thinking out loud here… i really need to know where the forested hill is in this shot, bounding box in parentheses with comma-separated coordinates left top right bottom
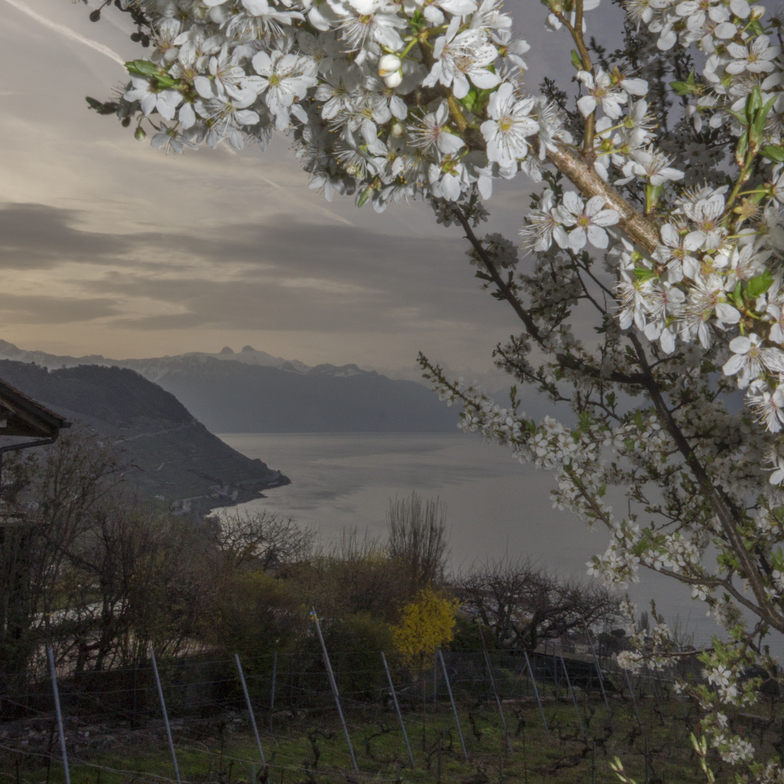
(0, 360, 287, 514)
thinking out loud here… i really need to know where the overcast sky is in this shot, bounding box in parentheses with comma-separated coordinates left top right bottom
(0, 0, 620, 376)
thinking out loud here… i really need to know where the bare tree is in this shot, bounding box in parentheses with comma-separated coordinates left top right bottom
(386, 492, 450, 588)
(203, 510, 315, 572)
(291, 529, 411, 622)
(0, 429, 124, 682)
(1, 430, 219, 679)
(457, 556, 621, 651)
(54, 506, 215, 672)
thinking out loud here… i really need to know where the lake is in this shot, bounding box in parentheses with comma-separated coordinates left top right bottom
(220, 431, 716, 646)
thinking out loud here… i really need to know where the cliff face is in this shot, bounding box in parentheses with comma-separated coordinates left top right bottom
(0, 360, 288, 515)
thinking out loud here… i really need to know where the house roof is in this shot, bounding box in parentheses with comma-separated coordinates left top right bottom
(0, 377, 70, 439)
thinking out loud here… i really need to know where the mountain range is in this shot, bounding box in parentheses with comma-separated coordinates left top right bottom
(0, 342, 459, 433)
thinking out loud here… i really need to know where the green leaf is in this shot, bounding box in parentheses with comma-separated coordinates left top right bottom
(745, 85, 762, 125)
(571, 49, 582, 70)
(725, 108, 748, 127)
(155, 75, 179, 88)
(762, 145, 784, 163)
(633, 266, 656, 282)
(753, 95, 778, 138)
(670, 80, 689, 96)
(745, 269, 774, 300)
(669, 70, 697, 96)
(357, 187, 372, 208)
(459, 87, 478, 112)
(731, 280, 743, 308)
(409, 8, 426, 30)
(735, 130, 748, 163)
(125, 59, 159, 77)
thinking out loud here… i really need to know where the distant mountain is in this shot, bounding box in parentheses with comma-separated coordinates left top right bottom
(0, 342, 459, 433)
(0, 359, 288, 515)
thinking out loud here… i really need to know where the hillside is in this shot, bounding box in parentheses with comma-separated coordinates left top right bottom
(0, 342, 460, 432)
(0, 360, 288, 514)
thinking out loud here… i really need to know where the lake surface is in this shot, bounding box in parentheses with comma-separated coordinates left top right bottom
(220, 432, 717, 645)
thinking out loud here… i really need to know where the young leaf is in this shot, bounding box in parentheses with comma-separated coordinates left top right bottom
(762, 145, 784, 163)
(125, 59, 159, 77)
(745, 269, 774, 300)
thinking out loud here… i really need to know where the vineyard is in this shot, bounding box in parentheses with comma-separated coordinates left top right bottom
(2, 644, 776, 784)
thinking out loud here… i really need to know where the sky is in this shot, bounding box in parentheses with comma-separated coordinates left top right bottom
(0, 1, 732, 643)
(0, 0, 618, 377)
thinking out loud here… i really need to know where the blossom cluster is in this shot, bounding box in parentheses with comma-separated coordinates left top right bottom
(97, 0, 784, 772)
(109, 0, 784, 470)
(113, 0, 554, 206)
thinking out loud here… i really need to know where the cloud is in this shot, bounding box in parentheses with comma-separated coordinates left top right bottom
(64, 213, 511, 333)
(2, 0, 125, 65)
(0, 203, 133, 268)
(0, 293, 121, 323)
(0, 198, 518, 344)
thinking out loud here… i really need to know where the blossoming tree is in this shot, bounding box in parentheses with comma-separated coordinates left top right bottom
(82, 0, 784, 775)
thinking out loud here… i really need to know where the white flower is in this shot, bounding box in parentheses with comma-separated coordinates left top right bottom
(628, 147, 684, 185)
(124, 76, 183, 121)
(520, 189, 559, 251)
(577, 68, 627, 119)
(244, 49, 317, 127)
(768, 449, 784, 484)
(410, 102, 465, 156)
(723, 333, 784, 387)
(480, 82, 539, 168)
(423, 18, 501, 99)
(656, 222, 702, 278)
(555, 192, 620, 250)
(378, 53, 401, 77)
(335, 0, 407, 54)
(748, 382, 784, 432)
(726, 35, 780, 74)
(681, 188, 727, 250)
(150, 121, 199, 153)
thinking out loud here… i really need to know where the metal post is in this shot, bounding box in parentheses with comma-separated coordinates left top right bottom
(523, 651, 549, 740)
(433, 646, 438, 705)
(586, 630, 613, 728)
(559, 653, 585, 739)
(132, 665, 138, 730)
(478, 625, 512, 753)
(235, 654, 265, 764)
(150, 647, 182, 784)
(624, 670, 642, 727)
(381, 652, 415, 768)
(648, 666, 666, 725)
(270, 651, 277, 732)
(310, 609, 359, 773)
(437, 649, 468, 760)
(47, 645, 71, 784)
